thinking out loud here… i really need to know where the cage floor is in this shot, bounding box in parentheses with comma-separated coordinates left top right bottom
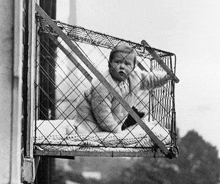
(34, 144, 171, 158)
(34, 120, 171, 158)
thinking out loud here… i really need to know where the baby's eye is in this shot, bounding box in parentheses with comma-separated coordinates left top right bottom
(113, 60, 120, 64)
(125, 62, 131, 66)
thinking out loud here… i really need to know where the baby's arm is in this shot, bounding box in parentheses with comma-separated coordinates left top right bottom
(91, 84, 121, 133)
(139, 70, 170, 90)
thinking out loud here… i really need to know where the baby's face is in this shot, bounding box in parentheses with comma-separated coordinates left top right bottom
(109, 52, 135, 82)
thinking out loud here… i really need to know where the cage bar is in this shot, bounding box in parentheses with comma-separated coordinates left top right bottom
(33, 4, 178, 159)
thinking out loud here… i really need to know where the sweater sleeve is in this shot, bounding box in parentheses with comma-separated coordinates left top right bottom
(91, 83, 121, 133)
(139, 70, 170, 90)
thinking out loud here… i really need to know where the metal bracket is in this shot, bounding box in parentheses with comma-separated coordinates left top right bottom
(166, 146, 179, 159)
(22, 157, 40, 183)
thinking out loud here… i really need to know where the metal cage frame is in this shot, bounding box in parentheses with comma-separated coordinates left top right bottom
(31, 4, 179, 159)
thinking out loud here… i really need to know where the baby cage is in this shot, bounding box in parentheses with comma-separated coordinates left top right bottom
(33, 4, 179, 159)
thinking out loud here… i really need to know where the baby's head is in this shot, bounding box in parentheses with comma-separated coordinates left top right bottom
(109, 43, 137, 82)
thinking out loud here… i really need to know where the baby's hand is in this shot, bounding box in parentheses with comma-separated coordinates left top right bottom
(165, 73, 180, 83)
(165, 74, 172, 80)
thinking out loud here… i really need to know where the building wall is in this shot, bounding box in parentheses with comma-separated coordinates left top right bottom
(0, 0, 14, 182)
(0, 0, 23, 183)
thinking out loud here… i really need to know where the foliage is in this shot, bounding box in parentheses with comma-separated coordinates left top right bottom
(55, 130, 220, 184)
(52, 169, 86, 184)
(106, 130, 220, 184)
(51, 169, 67, 184)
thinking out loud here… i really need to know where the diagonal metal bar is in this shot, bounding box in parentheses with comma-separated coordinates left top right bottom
(36, 4, 170, 156)
(47, 33, 93, 82)
(141, 40, 179, 83)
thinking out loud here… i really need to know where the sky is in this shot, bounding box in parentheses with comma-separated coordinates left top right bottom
(57, 0, 220, 154)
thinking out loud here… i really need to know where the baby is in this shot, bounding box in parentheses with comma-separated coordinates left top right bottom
(72, 43, 171, 134)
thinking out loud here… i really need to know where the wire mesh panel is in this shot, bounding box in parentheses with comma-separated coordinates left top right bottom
(34, 5, 178, 158)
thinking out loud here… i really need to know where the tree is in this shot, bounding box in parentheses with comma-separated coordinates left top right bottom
(170, 130, 220, 184)
(107, 130, 220, 184)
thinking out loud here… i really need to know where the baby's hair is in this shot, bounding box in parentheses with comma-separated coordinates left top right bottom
(109, 43, 137, 68)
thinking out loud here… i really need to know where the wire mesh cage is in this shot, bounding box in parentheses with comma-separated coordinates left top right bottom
(33, 5, 178, 158)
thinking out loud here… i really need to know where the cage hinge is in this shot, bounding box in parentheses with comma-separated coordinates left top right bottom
(166, 146, 179, 159)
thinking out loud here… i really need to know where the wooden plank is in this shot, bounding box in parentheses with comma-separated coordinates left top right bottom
(36, 4, 170, 156)
(26, 0, 36, 158)
(34, 148, 166, 158)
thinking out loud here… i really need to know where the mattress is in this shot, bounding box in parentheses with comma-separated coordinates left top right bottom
(34, 120, 171, 157)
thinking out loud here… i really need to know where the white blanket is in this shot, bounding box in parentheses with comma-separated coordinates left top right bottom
(35, 120, 170, 148)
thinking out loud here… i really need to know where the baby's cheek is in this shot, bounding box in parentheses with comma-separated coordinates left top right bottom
(125, 67, 133, 74)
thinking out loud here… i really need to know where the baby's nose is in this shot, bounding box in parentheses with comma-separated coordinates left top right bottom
(119, 63, 125, 68)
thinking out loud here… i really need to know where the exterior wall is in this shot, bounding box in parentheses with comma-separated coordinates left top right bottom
(0, 0, 23, 183)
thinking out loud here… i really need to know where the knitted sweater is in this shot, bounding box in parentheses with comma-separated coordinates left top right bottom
(75, 69, 168, 133)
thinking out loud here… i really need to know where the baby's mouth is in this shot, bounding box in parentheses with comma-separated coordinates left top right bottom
(118, 71, 126, 77)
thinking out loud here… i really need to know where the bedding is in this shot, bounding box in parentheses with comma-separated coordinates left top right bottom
(34, 120, 171, 157)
